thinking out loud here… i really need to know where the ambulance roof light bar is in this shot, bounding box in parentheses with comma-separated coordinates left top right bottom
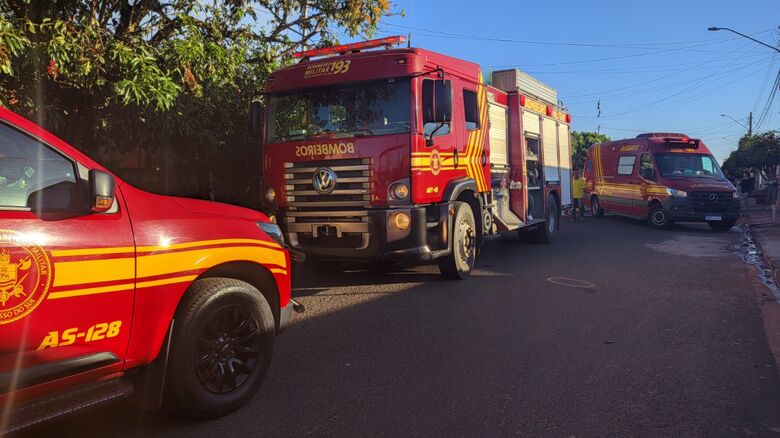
(637, 133, 699, 148)
(293, 36, 407, 60)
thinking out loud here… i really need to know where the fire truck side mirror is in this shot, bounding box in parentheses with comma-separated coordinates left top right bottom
(89, 169, 116, 213)
(249, 101, 263, 138)
(434, 80, 453, 123)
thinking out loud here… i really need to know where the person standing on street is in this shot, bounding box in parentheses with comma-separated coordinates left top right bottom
(571, 168, 585, 222)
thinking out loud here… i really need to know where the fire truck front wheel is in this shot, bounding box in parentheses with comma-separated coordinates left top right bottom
(438, 201, 476, 279)
(165, 278, 275, 418)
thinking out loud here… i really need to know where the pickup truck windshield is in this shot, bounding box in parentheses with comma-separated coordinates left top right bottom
(655, 153, 725, 178)
(266, 79, 410, 143)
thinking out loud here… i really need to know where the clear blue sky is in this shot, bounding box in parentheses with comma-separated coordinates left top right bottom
(341, 0, 779, 163)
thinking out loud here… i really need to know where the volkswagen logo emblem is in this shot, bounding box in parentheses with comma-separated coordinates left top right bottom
(313, 167, 337, 194)
(709, 193, 718, 202)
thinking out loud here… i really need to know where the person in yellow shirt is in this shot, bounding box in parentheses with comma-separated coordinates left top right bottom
(571, 169, 585, 221)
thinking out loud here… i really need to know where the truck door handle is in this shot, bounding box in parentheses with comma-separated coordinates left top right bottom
(453, 149, 459, 167)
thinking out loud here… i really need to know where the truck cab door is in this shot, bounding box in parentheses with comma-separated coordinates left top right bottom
(413, 78, 457, 203)
(638, 152, 659, 215)
(0, 121, 134, 394)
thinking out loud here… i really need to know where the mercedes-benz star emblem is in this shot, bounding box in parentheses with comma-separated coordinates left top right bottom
(709, 193, 718, 202)
(313, 167, 337, 195)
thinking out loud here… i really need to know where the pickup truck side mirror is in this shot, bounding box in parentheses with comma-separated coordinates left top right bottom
(89, 169, 116, 213)
(249, 101, 263, 138)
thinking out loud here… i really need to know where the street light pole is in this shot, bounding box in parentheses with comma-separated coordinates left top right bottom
(720, 113, 753, 136)
(708, 26, 780, 54)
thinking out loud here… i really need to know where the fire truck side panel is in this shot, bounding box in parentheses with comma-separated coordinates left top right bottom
(559, 123, 573, 206)
(118, 184, 290, 369)
(542, 117, 560, 183)
(507, 94, 528, 224)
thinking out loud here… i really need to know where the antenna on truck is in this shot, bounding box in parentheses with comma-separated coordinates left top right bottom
(408, 0, 413, 48)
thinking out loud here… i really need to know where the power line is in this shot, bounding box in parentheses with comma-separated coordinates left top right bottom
(383, 22, 774, 50)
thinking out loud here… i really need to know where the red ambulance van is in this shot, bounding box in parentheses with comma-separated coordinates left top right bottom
(583, 133, 740, 230)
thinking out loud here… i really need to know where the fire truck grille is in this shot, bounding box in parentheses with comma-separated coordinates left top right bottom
(284, 158, 371, 208)
(688, 191, 732, 213)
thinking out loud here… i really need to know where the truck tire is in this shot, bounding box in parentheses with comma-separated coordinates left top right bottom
(707, 219, 737, 231)
(438, 201, 476, 279)
(590, 195, 605, 217)
(165, 278, 275, 418)
(648, 204, 671, 229)
(534, 195, 558, 244)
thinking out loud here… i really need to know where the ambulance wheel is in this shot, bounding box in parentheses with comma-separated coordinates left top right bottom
(535, 195, 558, 244)
(707, 219, 737, 231)
(591, 195, 605, 217)
(438, 201, 476, 279)
(166, 278, 275, 418)
(648, 204, 671, 229)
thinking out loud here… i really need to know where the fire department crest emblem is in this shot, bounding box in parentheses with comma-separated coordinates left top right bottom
(0, 230, 52, 325)
(430, 150, 441, 176)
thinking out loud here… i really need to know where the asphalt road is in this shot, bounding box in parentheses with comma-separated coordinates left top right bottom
(26, 214, 780, 437)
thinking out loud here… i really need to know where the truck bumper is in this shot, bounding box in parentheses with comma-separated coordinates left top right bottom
(282, 205, 451, 263)
(662, 196, 741, 223)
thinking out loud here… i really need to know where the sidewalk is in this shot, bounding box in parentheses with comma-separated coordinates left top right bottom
(743, 203, 780, 285)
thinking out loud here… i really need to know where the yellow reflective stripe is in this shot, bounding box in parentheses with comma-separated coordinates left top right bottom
(270, 268, 288, 275)
(137, 246, 286, 278)
(47, 275, 199, 300)
(53, 258, 135, 287)
(48, 282, 134, 300)
(51, 246, 135, 257)
(49, 239, 282, 258)
(137, 238, 281, 253)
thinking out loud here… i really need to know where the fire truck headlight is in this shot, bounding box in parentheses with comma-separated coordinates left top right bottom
(265, 187, 276, 202)
(390, 182, 409, 200)
(389, 212, 411, 231)
(258, 222, 285, 246)
(666, 188, 688, 198)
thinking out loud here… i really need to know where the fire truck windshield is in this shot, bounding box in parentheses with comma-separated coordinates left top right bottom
(655, 153, 725, 178)
(266, 78, 410, 143)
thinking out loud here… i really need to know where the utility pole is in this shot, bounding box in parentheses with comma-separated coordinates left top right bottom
(748, 111, 752, 136)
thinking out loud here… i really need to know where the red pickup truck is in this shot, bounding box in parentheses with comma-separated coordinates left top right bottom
(0, 107, 301, 432)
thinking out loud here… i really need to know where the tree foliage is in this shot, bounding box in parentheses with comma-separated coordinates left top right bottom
(570, 131, 610, 170)
(0, 0, 392, 208)
(721, 131, 780, 179)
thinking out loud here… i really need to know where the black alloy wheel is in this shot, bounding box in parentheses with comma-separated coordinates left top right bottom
(195, 304, 261, 394)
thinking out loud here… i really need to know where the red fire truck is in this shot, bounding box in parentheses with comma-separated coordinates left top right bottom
(0, 107, 301, 432)
(255, 36, 573, 278)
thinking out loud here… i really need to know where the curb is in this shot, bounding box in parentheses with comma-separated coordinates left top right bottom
(749, 224, 780, 287)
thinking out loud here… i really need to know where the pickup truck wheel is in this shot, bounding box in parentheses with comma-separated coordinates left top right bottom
(438, 201, 476, 279)
(165, 278, 275, 418)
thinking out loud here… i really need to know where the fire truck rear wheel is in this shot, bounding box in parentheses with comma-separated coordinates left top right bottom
(165, 278, 275, 418)
(438, 201, 476, 279)
(535, 195, 558, 244)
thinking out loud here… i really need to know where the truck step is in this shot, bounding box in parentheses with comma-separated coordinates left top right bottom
(4, 378, 134, 434)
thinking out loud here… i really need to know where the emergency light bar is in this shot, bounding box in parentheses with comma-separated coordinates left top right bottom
(638, 133, 699, 148)
(293, 36, 407, 60)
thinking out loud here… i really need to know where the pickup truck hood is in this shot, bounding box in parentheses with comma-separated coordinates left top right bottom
(173, 197, 268, 222)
